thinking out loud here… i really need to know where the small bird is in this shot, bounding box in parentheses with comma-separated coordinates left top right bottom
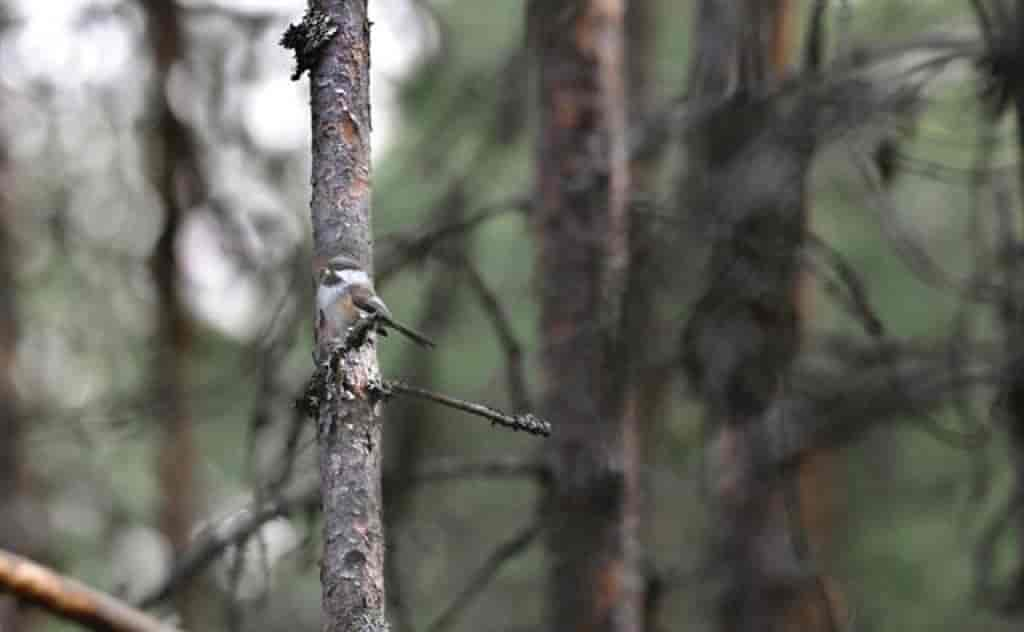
(315, 255, 434, 356)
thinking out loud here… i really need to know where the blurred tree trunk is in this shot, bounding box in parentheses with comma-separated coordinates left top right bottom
(621, 1, 673, 629)
(305, 1, 387, 631)
(1001, 12, 1024, 609)
(141, 0, 204, 626)
(680, 2, 843, 631)
(529, 2, 641, 631)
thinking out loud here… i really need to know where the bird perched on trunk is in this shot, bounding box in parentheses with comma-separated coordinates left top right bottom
(315, 254, 434, 360)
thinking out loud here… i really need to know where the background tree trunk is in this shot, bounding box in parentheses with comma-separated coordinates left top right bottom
(680, 2, 842, 631)
(306, 2, 386, 631)
(998, 2, 1024, 608)
(622, 1, 673, 629)
(529, 2, 641, 631)
(142, 0, 203, 625)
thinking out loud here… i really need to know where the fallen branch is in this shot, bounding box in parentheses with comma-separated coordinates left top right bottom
(0, 549, 180, 632)
(382, 380, 551, 437)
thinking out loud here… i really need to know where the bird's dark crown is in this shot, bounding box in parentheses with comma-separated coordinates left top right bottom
(327, 256, 361, 270)
(320, 257, 363, 285)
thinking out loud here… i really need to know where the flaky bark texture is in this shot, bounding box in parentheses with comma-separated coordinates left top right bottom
(529, 2, 641, 631)
(309, 1, 373, 270)
(142, 0, 203, 625)
(680, 2, 842, 631)
(307, 2, 386, 631)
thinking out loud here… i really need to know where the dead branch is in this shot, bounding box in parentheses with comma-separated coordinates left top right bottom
(0, 549, 180, 632)
(382, 380, 551, 437)
(377, 196, 529, 286)
(454, 255, 532, 412)
(803, 0, 829, 72)
(765, 347, 1000, 474)
(806, 233, 885, 337)
(137, 480, 320, 609)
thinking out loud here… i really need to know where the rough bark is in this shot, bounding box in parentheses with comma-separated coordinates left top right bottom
(305, 2, 386, 631)
(680, 2, 842, 631)
(141, 0, 203, 625)
(529, 1, 640, 631)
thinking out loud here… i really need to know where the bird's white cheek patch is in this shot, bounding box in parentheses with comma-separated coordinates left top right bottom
(338, 269, 371, 286)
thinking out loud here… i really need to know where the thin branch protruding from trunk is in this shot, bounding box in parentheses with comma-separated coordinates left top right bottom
(384, 380, 551, 437)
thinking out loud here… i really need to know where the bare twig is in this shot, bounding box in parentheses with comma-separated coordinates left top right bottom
(137, 480, 320, 608)
(377, 197, 529, 286)
(382, 380, 551, 437)
(768, 350, 1000, 473)
(0, 549, 180, 632)
(455, 256, 532, 412)
(849, 144, 1004, 302)
(424, 521, 543, 632)
(806, 232, 885, 337)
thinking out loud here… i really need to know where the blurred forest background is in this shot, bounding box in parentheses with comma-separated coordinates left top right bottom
(3, 0, 1024, 631)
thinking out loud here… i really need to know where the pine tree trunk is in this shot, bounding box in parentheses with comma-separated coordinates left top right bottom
(529, 2, 641, 631)
(142, 1, 203, 625)
(622, 2, 673, 629)
(305, 2, 387, 631)
(680, 2, 843, 631)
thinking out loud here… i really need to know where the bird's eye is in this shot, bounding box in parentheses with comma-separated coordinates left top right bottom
(321, 271, 343, 286)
